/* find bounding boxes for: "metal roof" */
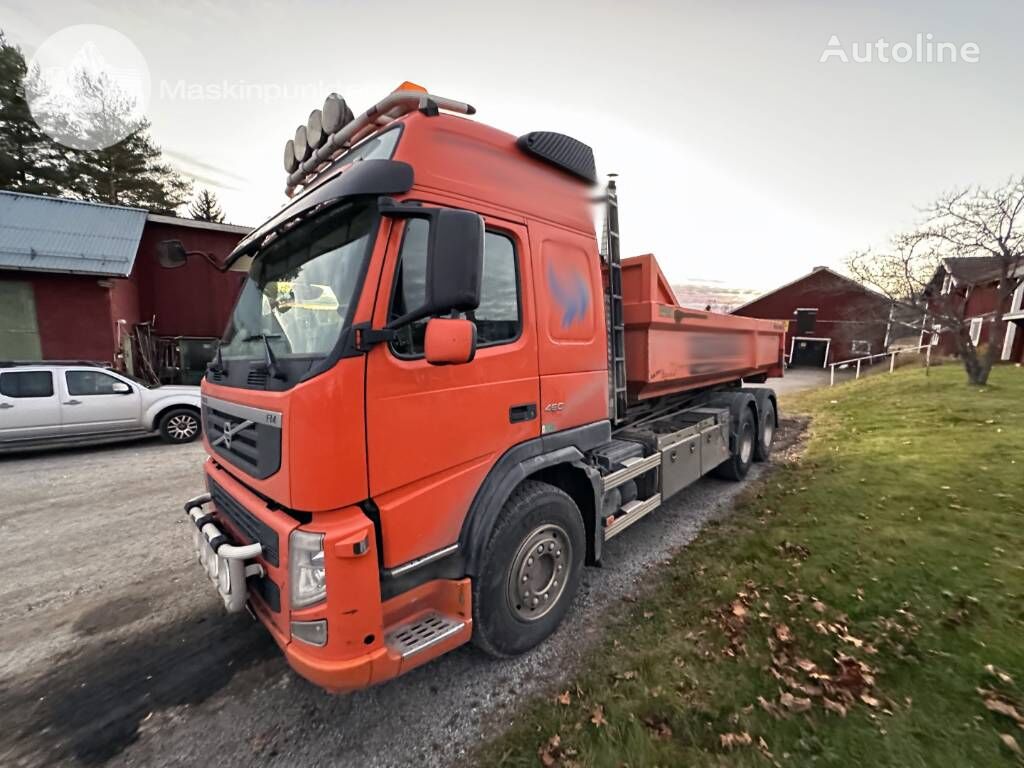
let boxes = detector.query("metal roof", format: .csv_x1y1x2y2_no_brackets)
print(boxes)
0,191,147,277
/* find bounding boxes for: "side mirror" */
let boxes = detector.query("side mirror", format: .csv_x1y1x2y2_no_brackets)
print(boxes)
424,318,477,365
382,204,485,327
425,208,484,317
157,240,189,269
111,381,132,394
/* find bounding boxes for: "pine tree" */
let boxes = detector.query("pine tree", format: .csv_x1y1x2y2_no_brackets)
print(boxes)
0,32,67,195
188,188,226,222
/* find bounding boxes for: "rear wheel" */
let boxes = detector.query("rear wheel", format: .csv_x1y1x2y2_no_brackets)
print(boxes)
472,480,585,658
754,400,776,462
159,408,201,444
713,407,755,481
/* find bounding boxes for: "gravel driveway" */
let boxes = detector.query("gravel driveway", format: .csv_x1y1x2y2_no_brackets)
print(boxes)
0,421,800,768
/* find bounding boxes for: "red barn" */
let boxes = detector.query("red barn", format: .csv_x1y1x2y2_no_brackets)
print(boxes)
924,257,1024,363
732,266,893,367
0,191,248,376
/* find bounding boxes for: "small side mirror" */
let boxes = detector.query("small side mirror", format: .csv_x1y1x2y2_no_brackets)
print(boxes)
424,318,477,365
111,381,132,394
157,240,189,269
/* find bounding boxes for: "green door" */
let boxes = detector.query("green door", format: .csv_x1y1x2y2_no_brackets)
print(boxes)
0,281,42,360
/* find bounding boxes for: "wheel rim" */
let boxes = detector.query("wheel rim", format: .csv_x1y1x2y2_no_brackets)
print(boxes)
739,427,754,464
506,523,572,622
762,418,774,448
168,414,198,440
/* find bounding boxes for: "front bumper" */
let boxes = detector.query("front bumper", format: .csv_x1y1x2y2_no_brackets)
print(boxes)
184,493,265,613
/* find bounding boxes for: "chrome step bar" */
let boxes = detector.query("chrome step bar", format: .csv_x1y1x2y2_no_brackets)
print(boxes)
601,454,660,492
604,493,662,540
385,612,465,659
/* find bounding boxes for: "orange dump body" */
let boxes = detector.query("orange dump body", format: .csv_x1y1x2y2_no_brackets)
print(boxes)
621,254,785,401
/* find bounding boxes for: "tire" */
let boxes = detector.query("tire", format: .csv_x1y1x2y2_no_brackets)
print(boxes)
713,407,756,481
754,400,776,462
471,480,586,658
158,408,202,444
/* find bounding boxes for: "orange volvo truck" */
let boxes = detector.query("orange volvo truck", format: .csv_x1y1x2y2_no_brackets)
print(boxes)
180,84,785,692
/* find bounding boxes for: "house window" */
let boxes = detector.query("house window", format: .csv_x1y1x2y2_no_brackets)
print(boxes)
969,317,983,346
941,274,953,295
851,340,871,355
931,324,942,346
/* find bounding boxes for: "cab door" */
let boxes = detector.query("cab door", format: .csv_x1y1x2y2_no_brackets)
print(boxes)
364,212,539,570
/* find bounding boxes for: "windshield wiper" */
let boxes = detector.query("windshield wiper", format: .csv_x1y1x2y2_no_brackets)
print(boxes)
243,333,287,381
209,342,227,375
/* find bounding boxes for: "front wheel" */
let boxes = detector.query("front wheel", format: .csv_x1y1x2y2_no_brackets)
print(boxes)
472,480,585,658
158,408,201,444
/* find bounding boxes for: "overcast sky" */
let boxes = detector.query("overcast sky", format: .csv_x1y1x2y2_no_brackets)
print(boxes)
4,0,1022,290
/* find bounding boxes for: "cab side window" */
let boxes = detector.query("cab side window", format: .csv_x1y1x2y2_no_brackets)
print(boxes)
0,371,54,398
389,221,521,357
66,370,128,396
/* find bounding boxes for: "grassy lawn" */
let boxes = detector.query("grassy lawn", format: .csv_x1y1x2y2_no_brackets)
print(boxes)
477,365,1024,767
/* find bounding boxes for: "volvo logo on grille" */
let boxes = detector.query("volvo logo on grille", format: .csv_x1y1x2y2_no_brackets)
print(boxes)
213,419,253,450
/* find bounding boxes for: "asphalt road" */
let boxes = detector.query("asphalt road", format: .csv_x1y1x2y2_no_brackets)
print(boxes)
0,421,801,768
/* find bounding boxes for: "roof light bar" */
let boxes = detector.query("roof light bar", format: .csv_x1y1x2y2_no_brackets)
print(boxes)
284,87,476,196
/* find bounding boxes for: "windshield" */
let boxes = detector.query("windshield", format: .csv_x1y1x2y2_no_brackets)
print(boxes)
220,203,374,359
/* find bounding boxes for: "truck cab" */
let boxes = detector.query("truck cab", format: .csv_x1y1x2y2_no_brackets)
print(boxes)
184,85,783,692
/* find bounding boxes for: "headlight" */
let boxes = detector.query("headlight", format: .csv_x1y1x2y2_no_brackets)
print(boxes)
290,529,326,608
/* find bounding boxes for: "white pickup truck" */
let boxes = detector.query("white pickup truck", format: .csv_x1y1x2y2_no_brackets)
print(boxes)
0,362,202,453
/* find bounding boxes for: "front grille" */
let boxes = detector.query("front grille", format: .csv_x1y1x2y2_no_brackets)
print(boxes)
246,369,268,387
203,399,282,480
208,478,280,567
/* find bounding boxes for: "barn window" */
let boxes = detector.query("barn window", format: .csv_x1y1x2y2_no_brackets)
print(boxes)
969,317,983,346
851,340,871,355
941,274,953,295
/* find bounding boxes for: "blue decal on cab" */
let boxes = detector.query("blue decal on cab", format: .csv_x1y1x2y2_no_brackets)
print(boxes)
547,264,590,327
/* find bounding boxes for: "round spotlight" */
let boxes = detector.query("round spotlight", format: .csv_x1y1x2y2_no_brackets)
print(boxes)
293,125,311,163
322,93,354,134
284,139,298,172
307,109,325,149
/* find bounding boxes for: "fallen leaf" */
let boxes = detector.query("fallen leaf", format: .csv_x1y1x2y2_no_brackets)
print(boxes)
720,731,753,749
984,697,1024,725
860,693,881,708
780,692,812,713
590,705,608,728
823,698,847,717
985,664,1015,685
614,670,637,681
643,611,654,619
538,734,561,767
1000,733,1022,756
731,601,748,618
775,624,793,643
796,658,817,673
812,600,826,613
556,690,571,706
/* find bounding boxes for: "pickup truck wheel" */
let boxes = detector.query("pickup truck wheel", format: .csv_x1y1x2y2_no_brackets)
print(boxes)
472,480,585,658
754,400,776,462
159,408,201,444
713,407,755,481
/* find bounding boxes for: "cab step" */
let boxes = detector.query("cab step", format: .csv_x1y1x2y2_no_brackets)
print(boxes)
385,612,466,658
603,493,662,540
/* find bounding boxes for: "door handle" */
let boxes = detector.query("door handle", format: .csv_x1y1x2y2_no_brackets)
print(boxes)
0,403,13,409
509,403,537,423
64,399,82,405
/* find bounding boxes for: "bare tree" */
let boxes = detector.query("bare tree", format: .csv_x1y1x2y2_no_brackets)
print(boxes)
849,177,1024,385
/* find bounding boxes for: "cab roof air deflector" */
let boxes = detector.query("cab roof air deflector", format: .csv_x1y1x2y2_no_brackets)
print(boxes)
516,132,598,184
